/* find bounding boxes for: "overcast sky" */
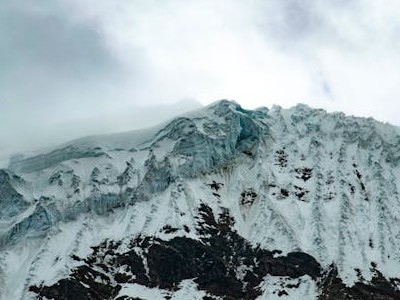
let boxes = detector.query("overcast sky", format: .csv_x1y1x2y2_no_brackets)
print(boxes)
1,0,400,165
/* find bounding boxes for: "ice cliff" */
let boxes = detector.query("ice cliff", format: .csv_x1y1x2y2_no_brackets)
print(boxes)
1,100,400,299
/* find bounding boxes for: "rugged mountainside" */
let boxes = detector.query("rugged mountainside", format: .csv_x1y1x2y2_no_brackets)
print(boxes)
1,100,400,299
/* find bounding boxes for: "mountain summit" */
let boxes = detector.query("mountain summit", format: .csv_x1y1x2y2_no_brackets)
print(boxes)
1,100,400,299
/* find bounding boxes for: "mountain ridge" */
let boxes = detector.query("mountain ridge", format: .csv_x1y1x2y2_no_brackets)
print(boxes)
1,100,400,299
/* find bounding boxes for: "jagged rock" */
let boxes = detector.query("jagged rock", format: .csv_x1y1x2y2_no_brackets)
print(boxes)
30,204,321,299
2,100,400,299
29,203,400,300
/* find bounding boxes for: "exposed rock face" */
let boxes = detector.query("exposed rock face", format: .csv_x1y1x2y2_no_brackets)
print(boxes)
1,100,400,299
29,203,400,300
319,266,400,300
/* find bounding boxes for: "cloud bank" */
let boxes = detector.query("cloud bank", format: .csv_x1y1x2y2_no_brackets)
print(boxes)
1,0,400,164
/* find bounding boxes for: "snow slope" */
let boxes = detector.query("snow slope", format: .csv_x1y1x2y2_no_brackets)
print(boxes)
1,100,400,299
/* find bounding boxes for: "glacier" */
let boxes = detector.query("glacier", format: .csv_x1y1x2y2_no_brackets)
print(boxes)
1,100,400,299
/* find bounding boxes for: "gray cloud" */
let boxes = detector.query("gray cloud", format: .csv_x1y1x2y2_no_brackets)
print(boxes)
263,0,325,41
1,0,400,166
0,1,152,163
0,2,122,102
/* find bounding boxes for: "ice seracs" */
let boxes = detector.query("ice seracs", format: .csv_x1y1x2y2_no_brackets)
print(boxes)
1,100,400,299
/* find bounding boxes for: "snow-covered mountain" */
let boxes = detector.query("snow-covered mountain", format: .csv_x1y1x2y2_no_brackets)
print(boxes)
1,100,400,299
